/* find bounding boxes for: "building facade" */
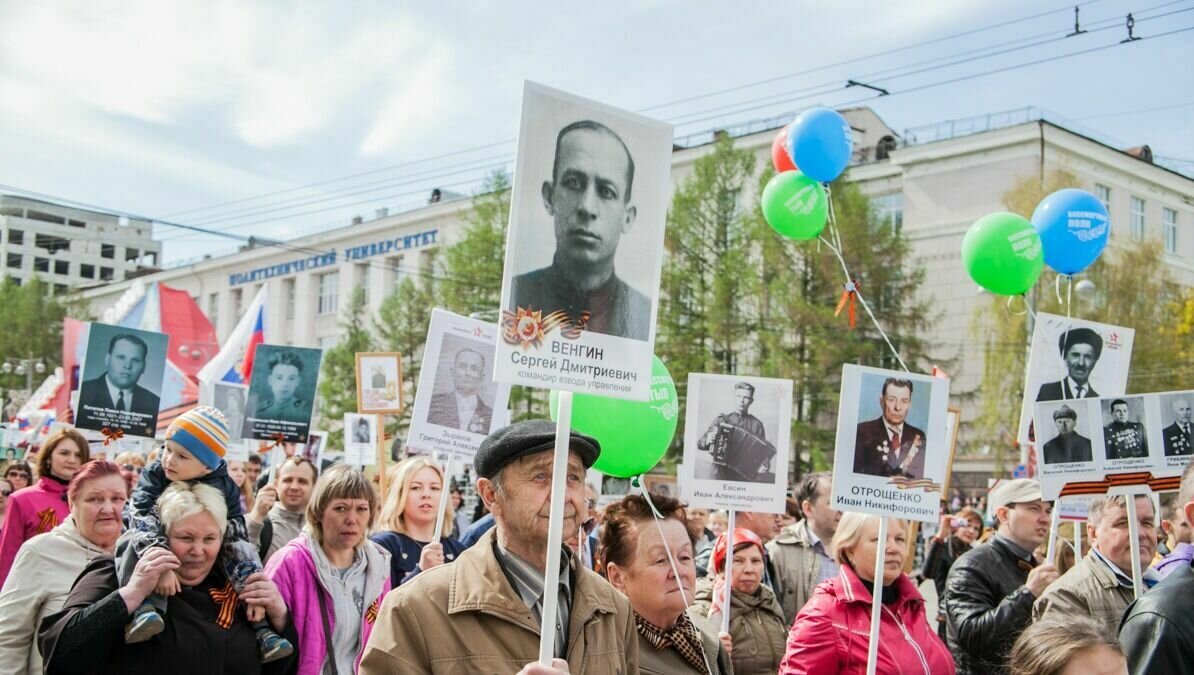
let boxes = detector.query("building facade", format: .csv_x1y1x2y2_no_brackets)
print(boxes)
0,195,161,293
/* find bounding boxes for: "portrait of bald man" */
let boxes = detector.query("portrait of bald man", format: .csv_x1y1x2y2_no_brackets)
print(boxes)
508,119,651,341
1163,396,1193,457
428,347,494,434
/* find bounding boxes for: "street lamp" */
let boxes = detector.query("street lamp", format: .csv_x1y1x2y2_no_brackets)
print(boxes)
1,358,48,397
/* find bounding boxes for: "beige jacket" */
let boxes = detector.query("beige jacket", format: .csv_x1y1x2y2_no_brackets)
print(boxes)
359,528,638,674
767,520,827,625
694,577,787,675
0,517,111,675
1033,550,1136,629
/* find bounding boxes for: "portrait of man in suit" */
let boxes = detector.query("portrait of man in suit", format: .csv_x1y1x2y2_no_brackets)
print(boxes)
1162,397,1193,457
1104,399,1149,460
1042,404,1092,464
77,333,161,429
427,347,493,434
508,119,650,340
854,377,927,479
370,366,387,389
1036,327,1103,401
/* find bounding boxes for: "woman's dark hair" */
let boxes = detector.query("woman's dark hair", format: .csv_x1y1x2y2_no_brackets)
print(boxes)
35,428,91,480
5,461,32,479
67,461,125,504
598,493,686,574
1009,617,1124,675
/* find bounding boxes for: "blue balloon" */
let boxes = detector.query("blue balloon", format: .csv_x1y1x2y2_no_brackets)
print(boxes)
1031,188,1110,275
786,107,853,183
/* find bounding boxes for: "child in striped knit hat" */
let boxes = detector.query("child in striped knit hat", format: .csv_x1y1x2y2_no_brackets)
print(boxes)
118,405,293,662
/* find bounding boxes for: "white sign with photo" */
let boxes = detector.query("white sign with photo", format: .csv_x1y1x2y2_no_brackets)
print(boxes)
76,322,170,439
830,365,951,523
225,439,251,463
1018,313,1134,445
201,382,248,442
680,373,791,513
343,413,376,466
408,309,512,459
494,82,673,401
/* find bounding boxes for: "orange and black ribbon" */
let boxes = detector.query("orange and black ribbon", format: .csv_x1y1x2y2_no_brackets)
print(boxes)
365,598,380,624
1059,471,1181,497
207,580,239,630
262,432,287,452
834,280,859,329
100,427,125,446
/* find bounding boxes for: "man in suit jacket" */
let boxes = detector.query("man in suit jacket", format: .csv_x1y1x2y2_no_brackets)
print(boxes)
854,377,926,479
427,347,493,434
1036,327,1103,402
76,333,160,434
1163,397,1193,457
1041,404,1093,464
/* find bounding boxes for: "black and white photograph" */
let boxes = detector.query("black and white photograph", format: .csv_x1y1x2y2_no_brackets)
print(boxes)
494,82,673,402
409,309,511,459
682,373,791,513
298,430,327,465
1035,400,1095,465
343,413,376,466
75,322,169,438
1017,313,1134,445
1101,396,1150,461
1160,392,1193,457
830,365,950,523
243,344,322,442
355,352,403,414
211,382,247,442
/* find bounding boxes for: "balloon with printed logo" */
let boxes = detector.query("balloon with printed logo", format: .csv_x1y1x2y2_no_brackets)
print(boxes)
786,107,853,183
961,212,1044,295
1031,188,1109,275
771,125,797,173
549,355,677,478
761,171,828,240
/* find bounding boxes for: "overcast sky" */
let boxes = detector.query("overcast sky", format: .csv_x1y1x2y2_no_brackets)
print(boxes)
1,0,1190,264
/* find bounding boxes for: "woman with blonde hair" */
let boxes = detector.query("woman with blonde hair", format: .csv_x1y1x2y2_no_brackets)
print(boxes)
780,511,954,674
370,455,464,586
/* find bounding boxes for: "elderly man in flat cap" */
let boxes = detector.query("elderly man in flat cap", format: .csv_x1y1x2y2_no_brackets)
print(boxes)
1041,404,1093,464
360,420,638,675
1036,327,1103,402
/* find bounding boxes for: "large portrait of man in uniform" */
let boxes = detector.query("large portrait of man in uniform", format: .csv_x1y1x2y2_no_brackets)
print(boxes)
1102,397,1149,460
243,344,322,443
853,377,928,479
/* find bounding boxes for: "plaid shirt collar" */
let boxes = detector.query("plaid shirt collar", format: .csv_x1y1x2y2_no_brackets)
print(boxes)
634,610,710,674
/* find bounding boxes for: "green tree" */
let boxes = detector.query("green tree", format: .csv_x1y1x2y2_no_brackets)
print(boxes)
318,287,375,450
374,275,436,436
0,277,71,407
438,170,510,316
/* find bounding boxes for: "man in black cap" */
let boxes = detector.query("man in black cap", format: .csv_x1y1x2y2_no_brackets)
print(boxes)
1036,327,1103,401
1041,405,1092,464
360,420,637,674
698,381,774,482
1104,399,1149,460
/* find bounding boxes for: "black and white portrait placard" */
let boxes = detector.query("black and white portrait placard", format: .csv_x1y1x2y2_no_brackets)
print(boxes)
494,82,673,402
1033,399,1102,500
681,373,791,513
243,344,322,443
1018,313,1134,445
343,413,376,466
1159,392,1193,459
75,322,169,438
409,309,512,459
830,365,951,523
1100,396,1151,464
211,382,247,442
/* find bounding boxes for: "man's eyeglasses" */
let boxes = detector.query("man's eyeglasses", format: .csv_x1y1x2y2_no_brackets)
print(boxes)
0,489,10,497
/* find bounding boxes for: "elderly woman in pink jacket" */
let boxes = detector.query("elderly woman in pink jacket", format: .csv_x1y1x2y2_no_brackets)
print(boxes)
265,465,391,675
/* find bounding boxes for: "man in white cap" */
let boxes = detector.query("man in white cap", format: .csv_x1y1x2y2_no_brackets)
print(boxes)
943,478,1059,675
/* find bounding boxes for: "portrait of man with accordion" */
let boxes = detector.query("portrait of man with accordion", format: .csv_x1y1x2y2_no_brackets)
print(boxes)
696,381,778,483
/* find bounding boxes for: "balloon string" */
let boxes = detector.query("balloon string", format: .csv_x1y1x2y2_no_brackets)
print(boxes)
818,192,912,374
638,481,715,675
1059,275,1074,402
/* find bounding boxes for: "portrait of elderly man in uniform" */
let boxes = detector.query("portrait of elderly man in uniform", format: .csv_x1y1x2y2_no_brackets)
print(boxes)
1104,399,1149,460
77,333,161,423
697,382,776,483
854,377,927,479
508,119,650,341
1036,328,1103,401
428,347,493,434
1041,404,1093,464
249,350,309,424
1163,397,1193,457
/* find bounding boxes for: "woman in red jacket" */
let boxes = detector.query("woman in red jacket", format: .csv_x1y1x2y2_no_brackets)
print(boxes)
779,512,955,674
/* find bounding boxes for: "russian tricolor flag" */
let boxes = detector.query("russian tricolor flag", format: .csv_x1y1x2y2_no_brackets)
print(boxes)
198,283,269,387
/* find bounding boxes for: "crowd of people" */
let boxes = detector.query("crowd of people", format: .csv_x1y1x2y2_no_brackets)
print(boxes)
0,408,1189,673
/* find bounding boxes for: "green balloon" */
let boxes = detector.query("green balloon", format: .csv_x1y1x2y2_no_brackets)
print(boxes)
762,170,828,240
549,356,678,478
961,212,1044,295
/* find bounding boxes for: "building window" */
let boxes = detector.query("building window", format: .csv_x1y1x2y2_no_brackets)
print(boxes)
6,253,20,269
1095,184,1111,210
355,263,370,305
317,335,339,350
99,267,113,281
54,284,68,295
318,271,339,315
284,279,296,320
872,192,904,233
35,233,70,253
125,248,139,262
232,289,244,318
1163,208,1178,255
1130,196,1145,240
54,260,69,276
80,263,95,279
101,243,115,259
33,257,48,273
7,229,23,245
208,293,218,319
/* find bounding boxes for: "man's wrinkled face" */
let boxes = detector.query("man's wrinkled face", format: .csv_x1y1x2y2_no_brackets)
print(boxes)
453,350,485,397
1112,403,1129,424
105,338,146,389
543,128,635,270
1173,399,1191,424
1064,343,1097,384
488,451,587,547
1090,498,1156,574
880,385,912,427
